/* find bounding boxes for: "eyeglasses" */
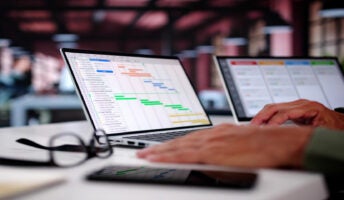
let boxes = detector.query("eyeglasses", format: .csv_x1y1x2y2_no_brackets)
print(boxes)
0,129,113,167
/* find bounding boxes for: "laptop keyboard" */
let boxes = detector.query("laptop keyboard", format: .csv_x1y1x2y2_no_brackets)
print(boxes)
123,131,191,142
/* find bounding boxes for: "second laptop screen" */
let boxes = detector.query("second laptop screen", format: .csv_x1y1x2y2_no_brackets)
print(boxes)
217,58,344,118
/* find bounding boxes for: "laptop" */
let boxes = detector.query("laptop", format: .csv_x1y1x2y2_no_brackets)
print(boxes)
213,56,344,124
60,48,212,147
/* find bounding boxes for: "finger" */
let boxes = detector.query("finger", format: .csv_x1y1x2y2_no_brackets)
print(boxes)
267,109,318,125
137,135,201,158
137,123,237,158
145,149,201,163
252,99,316,125
251,103,283,125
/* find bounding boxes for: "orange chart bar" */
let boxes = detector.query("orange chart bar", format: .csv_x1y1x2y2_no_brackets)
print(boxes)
121,72,152,77
169,113,205,117
259,61,284,65
128,68,144,72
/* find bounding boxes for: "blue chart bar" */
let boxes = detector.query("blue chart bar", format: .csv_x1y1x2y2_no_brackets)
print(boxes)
96,70,113,73
152,169,176,179
89,58,110,62
285,60,310,65
144,80,176,91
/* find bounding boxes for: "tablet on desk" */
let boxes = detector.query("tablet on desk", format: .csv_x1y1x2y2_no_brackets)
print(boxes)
86,165,257,189
213,56,344,124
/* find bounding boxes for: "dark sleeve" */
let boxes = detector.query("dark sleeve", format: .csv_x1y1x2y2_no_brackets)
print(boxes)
303,127,344,175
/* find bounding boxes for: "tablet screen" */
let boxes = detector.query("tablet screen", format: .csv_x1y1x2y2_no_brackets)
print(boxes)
86,165,257,189
215,57,344,121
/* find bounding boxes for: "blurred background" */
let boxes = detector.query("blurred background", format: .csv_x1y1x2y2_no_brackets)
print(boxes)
0,0,343,127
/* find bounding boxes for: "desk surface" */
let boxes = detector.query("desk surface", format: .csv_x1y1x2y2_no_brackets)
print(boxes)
0,116,328,200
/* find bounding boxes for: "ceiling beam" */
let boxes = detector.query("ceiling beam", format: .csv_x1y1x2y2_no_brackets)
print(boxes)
0,8,34,49
91,0,106,35
44,0,68,33
0,5,268,13
124,0,158,33
176,0,263,40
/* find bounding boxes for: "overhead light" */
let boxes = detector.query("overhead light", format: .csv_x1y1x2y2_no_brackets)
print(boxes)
13,50,31,57
196,45,215,54
224,28,247,46
9,46,31,57
0,38,11,47
224,38,247,46
134,48,154,55
93,10,106,23
9,46,24,51
180,50,197,58
196,38,215,54
319,1,344,18
52,34,79,42
263,12,292,34
57,42,78,49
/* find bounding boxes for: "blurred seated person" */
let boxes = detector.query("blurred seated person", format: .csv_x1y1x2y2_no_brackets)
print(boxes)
31,53,61,94
58,65,75,93
0,53,32,99
137,99,344,175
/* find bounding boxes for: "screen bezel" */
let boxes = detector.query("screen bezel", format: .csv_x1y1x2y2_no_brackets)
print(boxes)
60,48,212,136
214,56,344,122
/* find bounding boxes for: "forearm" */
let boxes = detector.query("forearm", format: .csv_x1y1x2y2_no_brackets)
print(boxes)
303,128,344,175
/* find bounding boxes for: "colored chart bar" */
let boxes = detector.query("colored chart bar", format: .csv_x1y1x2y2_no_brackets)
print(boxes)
144,79,177,92
115,95,137,100
117,64,152,77
96,70,113,73
165,104,189,110
116,167,144,176
89,58,110,62
169,113,205,117
285,61,310,65
172,119,209,124
115,98,137,100
140,100,163,106
114,95,190,110
128,68,144,72
259,61,284,65
121,72,152,77
152,169,176,179
311,60,335,65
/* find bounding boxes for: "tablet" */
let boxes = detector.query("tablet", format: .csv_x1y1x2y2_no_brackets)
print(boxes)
86,165,257,189
213,56,344,124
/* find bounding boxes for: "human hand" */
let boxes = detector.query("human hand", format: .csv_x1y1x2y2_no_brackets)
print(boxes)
251,99,344,130
137,124,313,168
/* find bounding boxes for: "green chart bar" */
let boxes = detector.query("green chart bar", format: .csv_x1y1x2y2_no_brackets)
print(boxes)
311,60,335,66
114,95,190,110
115,95,137,100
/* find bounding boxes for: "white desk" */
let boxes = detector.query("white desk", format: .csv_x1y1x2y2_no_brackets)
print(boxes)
0,116,328,200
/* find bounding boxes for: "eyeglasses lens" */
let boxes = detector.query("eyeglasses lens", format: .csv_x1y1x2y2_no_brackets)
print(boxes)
51,135,88,167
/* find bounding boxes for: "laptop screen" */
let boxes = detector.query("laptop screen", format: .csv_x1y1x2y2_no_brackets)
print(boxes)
214,57,344,121
61,49,211,135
